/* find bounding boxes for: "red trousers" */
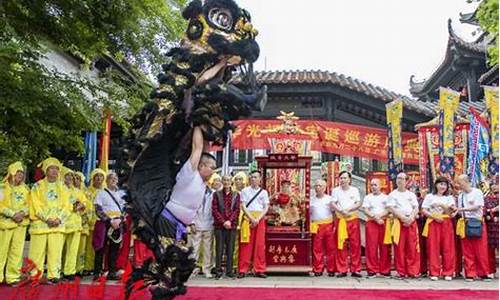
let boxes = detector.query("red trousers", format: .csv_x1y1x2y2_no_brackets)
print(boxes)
417,218,428,274
488,246,497,274
116,216,132,270
365,220,391,274
394,221,421,277
426,219,456,276
133,239,154,267
312,222,336,273
238,218,266,273
334,218,361,273
461,222,490,278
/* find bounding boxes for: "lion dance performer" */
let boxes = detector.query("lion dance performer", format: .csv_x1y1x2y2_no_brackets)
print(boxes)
120,1,264,299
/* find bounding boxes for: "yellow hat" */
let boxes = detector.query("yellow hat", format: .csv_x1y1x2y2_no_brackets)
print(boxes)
90,168,107,181
3,161,25,182
75,172,85,182
208,173,222,186
38,157,62,174
74,172,85,189
232,171,249,186
61,166,74,178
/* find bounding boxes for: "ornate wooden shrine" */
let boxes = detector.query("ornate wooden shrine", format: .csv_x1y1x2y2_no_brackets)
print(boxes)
256,153,312,272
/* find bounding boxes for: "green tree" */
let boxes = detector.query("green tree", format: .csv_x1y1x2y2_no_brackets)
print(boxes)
477,0,499,66
0,0,186,172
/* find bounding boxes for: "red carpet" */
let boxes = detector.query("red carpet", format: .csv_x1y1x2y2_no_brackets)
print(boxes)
1,284,498,300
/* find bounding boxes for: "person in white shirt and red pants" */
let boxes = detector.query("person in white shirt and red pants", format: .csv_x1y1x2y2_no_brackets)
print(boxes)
310,179,336,276
238,170,269,278
331,171,362,278
421,176,456,281
387,172,421,279
455,174,491,282
361,178,391,278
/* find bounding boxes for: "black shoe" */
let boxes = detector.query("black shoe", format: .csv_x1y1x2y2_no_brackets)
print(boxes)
380,273,391,278
337,273,347,278
314,272,323,277
226,273,236,279
328,272,336,277
106,272,121,281
237,272,246,278
367,273,377,278
255,272,267,278
64,274,75,281
351,272,362,278
480,276,492,282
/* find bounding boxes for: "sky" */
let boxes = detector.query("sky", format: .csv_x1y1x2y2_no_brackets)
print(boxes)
236,0,482,95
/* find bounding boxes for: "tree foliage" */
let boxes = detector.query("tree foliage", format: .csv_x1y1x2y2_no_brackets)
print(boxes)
0,0,186,172
477,0,499,66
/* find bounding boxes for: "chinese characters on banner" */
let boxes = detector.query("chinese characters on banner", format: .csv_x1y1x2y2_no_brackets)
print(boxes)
386,99,404,181
484,86,499,176
438,87,460,179
231,120,419,164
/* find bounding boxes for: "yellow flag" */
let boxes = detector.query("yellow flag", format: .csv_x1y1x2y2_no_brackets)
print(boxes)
484,86,499,157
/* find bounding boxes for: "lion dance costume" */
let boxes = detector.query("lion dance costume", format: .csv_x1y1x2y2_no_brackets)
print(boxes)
120,1,264,299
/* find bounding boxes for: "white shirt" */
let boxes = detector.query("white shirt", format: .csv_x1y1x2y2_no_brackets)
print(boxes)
387,189,418,217
310,194,334,221
193,189,214,231
240,186,269,212
94,188,126,214
458,188,484,219
421,194,455,215
362,193,389,216
331,186,361,211
166,161,206,225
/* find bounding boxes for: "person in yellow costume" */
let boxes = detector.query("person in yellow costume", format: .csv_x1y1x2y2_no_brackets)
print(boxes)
83,168,106,276
29,157,71,284
0,162,30,285
61,167,87,280
74,172,89,275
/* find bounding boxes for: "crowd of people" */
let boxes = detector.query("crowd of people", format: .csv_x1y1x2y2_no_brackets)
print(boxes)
0,156,497,286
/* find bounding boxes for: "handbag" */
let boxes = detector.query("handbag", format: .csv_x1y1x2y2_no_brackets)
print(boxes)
104,188,125,243
460,193,482,238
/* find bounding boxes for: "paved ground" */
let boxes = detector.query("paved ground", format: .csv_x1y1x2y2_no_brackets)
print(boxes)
187,272,499,290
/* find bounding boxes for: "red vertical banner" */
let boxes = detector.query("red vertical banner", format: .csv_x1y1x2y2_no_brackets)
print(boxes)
418,128,429,190
99,110,112,172
322,160,340,195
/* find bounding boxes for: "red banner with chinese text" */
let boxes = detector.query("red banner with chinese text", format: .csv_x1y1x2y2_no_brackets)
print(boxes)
231,120,419,164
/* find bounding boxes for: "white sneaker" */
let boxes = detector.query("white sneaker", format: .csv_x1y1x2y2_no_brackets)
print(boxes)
465,278,474,282
444,276,452,281
205,273,213,279
430,276,439,281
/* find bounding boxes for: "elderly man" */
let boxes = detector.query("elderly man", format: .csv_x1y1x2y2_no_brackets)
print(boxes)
310,179,336,276
93,171,126,281
455,174,490,282
361,178,391,278
387,172,420,279
238,170,269,278
188,174,220,279
331,171,362,278
29,157,70,284
212,175,240,279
